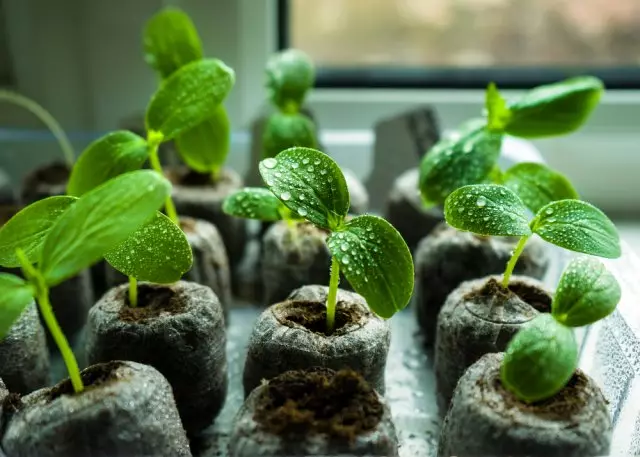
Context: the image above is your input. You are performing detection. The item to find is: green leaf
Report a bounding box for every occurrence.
[0,196,77,268]
[503,162,579,214]
[105,212,192,283]
[143,7,203,79]
[552,256,621,327]
[0,274,35,339]
[505,76,604,138]
[266,49,315,111]
[419,121,503,207]
[223,187,283,222]
[486,82,511,132]
[258,147,349,230]
[146,59,235,140]
[262,111,318,160]
[67,131,148,197]
[531,199,620,258]
[40,170,171,286]
[501,314,578,403]
[175,105,230,174]
[444,184,532,236]
[487,165,504,184]
[327,215,413,319]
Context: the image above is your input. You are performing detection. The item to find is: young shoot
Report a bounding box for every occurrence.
[501,256,621,402]
[444,184,621,289]
[0,170,172,393]
[223,187,303,232]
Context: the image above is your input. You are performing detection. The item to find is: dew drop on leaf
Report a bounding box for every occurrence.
[313,159,320,165]
[342,256,350,265]
[340,243,349,252]
[280,192,291,201]
[302,158,310,165]
[546,208,554,215]
[476,196,487,207]
[291,162,299,169]
[263,158,277,169]
[297,207,308,216]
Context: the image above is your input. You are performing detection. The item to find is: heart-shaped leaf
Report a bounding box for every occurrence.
[143,7,203,79]
[105,212,192,283]
[552,257,621,327]
[259,147,349,230]
[67,131,148,197]
[505,76,603,138]
[501,314,578,403]
[175,105,230,175]
[0,273,35,338]
[146,59,235,140]
[266,49,315,111]
[531,199,620,258]
[0,196,77,268]
[223,187,283,222]
[444,184,532,236]
[262,111,318,160]
[419,121,503,207]
[486,82,511,132]
[40,170,171,286]
[327,215,413,319]
[503,162,579,214]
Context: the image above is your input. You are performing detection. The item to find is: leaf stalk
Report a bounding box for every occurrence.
[502,234,530,289]
[326,256,340,334]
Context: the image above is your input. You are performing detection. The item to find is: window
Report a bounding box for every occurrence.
[282,0,640,88]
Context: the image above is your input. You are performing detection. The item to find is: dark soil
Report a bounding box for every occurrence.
[2,393,23,414]
[27,162,70,186]
[166,167,231,187]
[254,367,383,440]
[48,361,125,400]
[465,278,552,313]
[119,284,184,322]
[278,301,364,335]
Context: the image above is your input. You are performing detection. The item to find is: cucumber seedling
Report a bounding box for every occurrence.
[227,147,414,332]
[223,187,303,233]
[0,170,172,392]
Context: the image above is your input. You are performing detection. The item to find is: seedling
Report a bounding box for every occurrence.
[501,256,621,402]
[0,170,172,393]
[444,183,621,289]
[223,187,303,229]
[227,147,413,332]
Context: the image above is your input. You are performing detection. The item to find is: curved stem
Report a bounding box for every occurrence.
[147,137,179,225]
[0,90,75,167]
[128,276,138,307]
[326,256,340,334]
[502,235,531,289]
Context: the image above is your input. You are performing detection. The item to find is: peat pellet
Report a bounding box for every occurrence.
[243,285,390,396]
[414,223,549,346]
[20,161,69,204]
[230,368,398,457]
[386,168,443,252]
[434,275,552,415]
[0,304,50,395]
[85,281,227,436]
[2,361,192,457]
[343,168,369,215]
[438,353,611,457]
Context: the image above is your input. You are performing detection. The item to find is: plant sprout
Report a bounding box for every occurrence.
[227,147,414,332]
[0,170,172,393]
[444,184,621,289]
[501,256,621,402]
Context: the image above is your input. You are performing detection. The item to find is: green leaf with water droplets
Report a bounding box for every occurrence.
[444,184,531,237]
[531,199,620,259]
[0,273,35,339]
[105,212,192,283]
[223,187,284,222]
[146,59,235,140]
[67,131,149,197]
[419,121,503,207]
[327,215,413,319]
[503,162,579,214]
[262,111,318,159]
[505,76,603,138]
[486,82,511,132]
[0,196,77,268]
[501,314,578,403]
[259,147,349,230]
[266,49,315,111]
[552,256,620,327]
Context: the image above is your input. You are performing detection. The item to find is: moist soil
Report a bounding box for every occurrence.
[166,167,231,188]
[465,278,552,314]
[48,361,124,400]
[280,301,363,336]
[118,285,185,322]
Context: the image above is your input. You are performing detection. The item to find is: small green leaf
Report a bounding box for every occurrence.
[505,76,604,138]
[327,215,413,319]
[501,314,578,403]
[531,200,620,258]
[223,187,283,222]
[266,49,315,111]
[487,165,504,184]
[419,121,503,206]
[0,196,77,267]
[444,184,531,236]
[486,82,511,132]
[146,59,235,140]
[67,131,148,197]
[0,273,35,338]
[503,162,579,214]
[552,257,621,327]
[262,111,318,160]
[175,105,230,175]
[143,7,203,79]
[40,170,171,286]
[259,147,349,230]
[105,212,192,283]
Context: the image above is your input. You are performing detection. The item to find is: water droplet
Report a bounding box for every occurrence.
[307,166,314,172]
[545,208,554,215]
[476,196,487,208]
[291,162,299,169]
[263,158,277,169]
[280,192,291,201]
[320,169,327,175]
[338,233,344,239]
[458,207,464,213]
[342,256,350,265]
[313,159,320,165]
[340,243,349,252]
[266,178,274,186]
[297,207,308,216]
[302,158,310,165]
[463,143,473,154]
[299,194,306,200]
[274,172,282,178]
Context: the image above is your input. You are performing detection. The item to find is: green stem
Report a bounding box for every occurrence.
[147,136,179,225]
[326,256,340,334]
[502,235,530,289]
[128,276,138,307]
[0,90,75,167]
